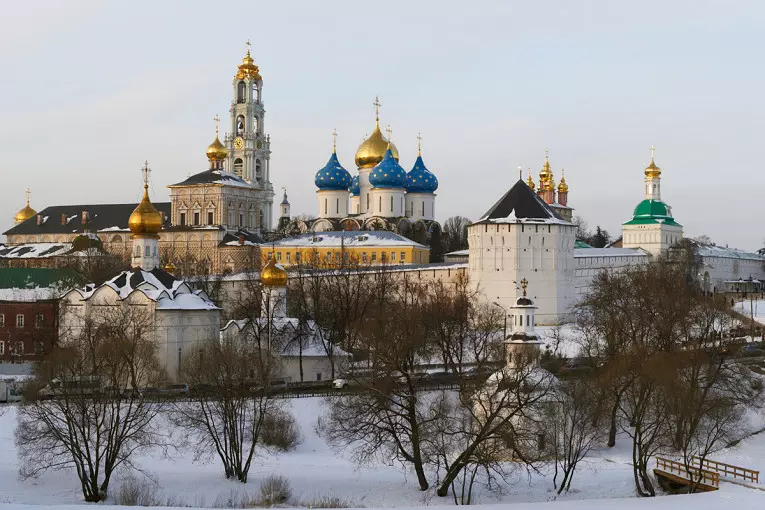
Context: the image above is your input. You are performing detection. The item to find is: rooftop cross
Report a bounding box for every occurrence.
[214,114,220,135]
[141,161,151,188]
[246,39,251,55]
[650,144,656,161]
[417,132,422,156]
[521,277,528,297]
[373,96,381,121]
[518,165,523,180]
[25,187,31,206]
[332,128,338,153]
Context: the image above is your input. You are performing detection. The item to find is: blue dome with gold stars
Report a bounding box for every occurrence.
[350,174,360,196]
[405,155,438,193]
[369,149,406,189]
[315,152,352,191]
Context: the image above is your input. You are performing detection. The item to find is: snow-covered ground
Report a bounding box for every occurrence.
[0,397,763,509]
[735,299,765,326]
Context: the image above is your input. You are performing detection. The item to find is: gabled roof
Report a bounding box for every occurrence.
[3,203,171,236]
[220,230,265,247]
[168,169,256,189]
[476,180,569,224]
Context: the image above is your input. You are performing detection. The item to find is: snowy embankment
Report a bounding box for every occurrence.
[734,300,765,326]
[0,397,763,508]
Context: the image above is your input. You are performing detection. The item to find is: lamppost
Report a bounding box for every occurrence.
[492,301,508,341]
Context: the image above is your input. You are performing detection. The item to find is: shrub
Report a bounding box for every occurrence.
[115,476,162,506]
[259,475,292,506]
[260,409,302,451]
[303,495,358,508]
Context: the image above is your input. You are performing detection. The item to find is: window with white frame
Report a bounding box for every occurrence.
[16,314,24,328]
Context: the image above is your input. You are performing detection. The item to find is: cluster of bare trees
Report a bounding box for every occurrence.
[575,262,762,496]
[15,298,294,502]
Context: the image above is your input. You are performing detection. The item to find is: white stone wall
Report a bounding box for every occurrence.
[405,193,435,221]
[350,195,360,215]
[156,309,220,381]
[358,169,372,216]
[573,249,649,298]
[468,221,576,325]
[316,190,349,219]
[622,223,683,259]
[697,253,765,293]
[369,188,405,218]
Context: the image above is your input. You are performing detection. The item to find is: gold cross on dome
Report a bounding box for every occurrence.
[25,188,31,206]
[373,96,381,120]
[520,277,528,297]
[417,132,422,156]
[386,125,392,141]
[246,39,252,54]
[650,144,656,160]
[141,160,151,187]
[214,114,220,135]
[332,128,338,152]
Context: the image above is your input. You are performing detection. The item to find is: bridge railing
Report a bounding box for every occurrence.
[655,457,720,488]
[691,456,760,484]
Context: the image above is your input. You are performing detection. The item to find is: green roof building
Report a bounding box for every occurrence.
[621,147,683,258]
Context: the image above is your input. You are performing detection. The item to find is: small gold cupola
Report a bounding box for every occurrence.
[526,169,536,191]
[557,169,569,193]
[14,188,37,225]
[128,162,163,237]
[539,149,553,190]
[235,40,262,81]
[260,256,288,287]
[645,144,661,178]
[206,114,228,168]
[354,96,399,169]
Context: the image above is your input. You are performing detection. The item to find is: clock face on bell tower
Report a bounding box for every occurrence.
[234,137,244,150]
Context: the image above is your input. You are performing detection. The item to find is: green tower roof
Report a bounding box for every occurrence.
[623,199,682,227]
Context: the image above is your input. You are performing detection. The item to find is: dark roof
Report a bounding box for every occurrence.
[477,180,563,223]
[220,230,265,246]
[93,267,178,292]
[3,203,171,236]
[169,169,255,188]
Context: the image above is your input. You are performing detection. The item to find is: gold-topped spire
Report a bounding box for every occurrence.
[235,40,262,81]
[417,132,422,156]
[14,187,37,225]
[129,161,163,236]
[645,144,661,178]
[558,168,569,193]
[332,128,338,154]
[354,97,399,168]
[206,114,228,162]
[539,148,553,190]
[526,169,536,191]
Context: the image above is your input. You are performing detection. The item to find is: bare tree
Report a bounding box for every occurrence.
[168,329,280,483]
[546,378,602,494]
[443,216,471,253]
[16,306,163,502]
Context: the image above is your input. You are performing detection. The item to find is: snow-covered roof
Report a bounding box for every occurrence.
[221,318,350,357]
[696,245,765,262]
[477,179,571,225]
[573,247,649,258]
[445,249,469,257]
[169,169,256,189]
[68,268,218,311]
[270,230,428,249]
[0,287,60,302]
[0,243,74,259]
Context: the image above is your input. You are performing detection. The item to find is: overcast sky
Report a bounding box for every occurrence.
[1,1,763,250]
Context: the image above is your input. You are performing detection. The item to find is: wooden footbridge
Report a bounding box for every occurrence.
[654,456,760,493]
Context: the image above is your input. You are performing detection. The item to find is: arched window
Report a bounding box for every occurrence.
[236,116,245,136]
[253,116,259,133]
[390,196,393,212]
[237,81,246,103]
[259,209,265,228]
[255,160,262,182]
[253,83,260,102]
[324,198,328,215]
[233,158,243,176]
[379,196,382,212]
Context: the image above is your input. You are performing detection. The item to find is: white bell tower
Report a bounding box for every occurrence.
[225,41,274,230]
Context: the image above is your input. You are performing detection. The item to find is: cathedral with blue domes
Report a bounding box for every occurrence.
[285,98,441,245]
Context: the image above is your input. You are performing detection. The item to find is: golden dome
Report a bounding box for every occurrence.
[129,184,163,236]
[14,189,36,225]
[558,171,569,193]
[261,256,288,287]
[206,135,227,161]
[645,159,661,178]
[355,122,399,169]
[235,46,262,81]
[164,261,176,273]
[526,169,536,191]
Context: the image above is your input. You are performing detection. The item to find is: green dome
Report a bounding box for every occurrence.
[623,199,682,226]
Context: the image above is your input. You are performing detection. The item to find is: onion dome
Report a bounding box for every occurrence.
[557,169,569,193]
[261,256,288,287]
[129,165,163,236]
[164,261,176,274]
[206,135,227,162]
[355,98,399,168]
[525,169,536,191]
[369,148,406,188]
[315,150,352,191]
[644,145,661,178]
[405,155,438,193]
[350,174,360,196]
[14,189,36,225]
[539,150,553,190]
[235,44,262,81]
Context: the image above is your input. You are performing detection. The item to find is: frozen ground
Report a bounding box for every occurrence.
[0,397,763,508]
[735,299,765,326]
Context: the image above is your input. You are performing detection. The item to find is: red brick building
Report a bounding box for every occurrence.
[0,299,58,362]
